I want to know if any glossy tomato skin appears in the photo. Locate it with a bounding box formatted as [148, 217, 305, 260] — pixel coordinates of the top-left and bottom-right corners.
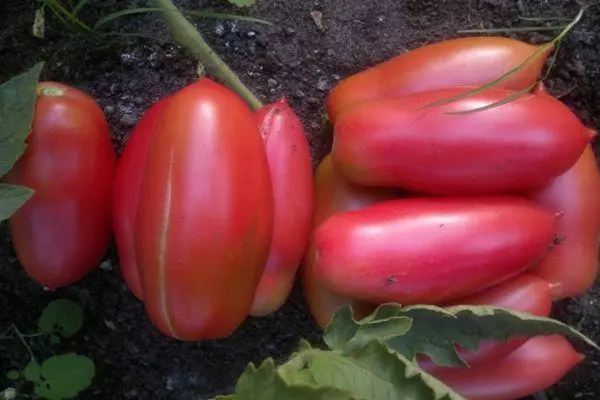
[112, 98, 169, 300]
[314, 196, 557, 305]
[332, 88, 592, 195]
[3, 82, 117, 289]
[250, 98, 314, 317]
[303, 155, 403, 328]
[419, 273, 553, 372]
[327, 37, 552, 122]
[135, 78, 273, 341]
[430, 335, 584, 400]
[527, 145, 600, 299]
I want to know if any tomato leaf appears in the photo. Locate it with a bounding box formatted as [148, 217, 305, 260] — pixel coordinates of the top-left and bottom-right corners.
[27, 354, 95, 400]
[6, 370, 20, 380]
[38, 299, 84, 338]
[0, 62, 44, 177]
[0, 183, 34, 221]
[233, 358, 353, 400]
[325, 303, 598, 368]
[306, 341, 465, 400]
[23, 360, 41, 382]
[227, 0, 257, 7]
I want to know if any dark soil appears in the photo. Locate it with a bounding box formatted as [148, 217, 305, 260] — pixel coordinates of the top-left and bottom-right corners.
[1, 0, 599, 399]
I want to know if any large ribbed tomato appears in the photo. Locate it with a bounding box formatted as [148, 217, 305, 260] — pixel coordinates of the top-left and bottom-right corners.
[3, 82, 117, 289]
[135, 78, 273, 340]
[327, 37, 552, 122]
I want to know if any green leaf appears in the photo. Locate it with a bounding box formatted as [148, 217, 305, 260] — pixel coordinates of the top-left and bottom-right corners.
[306, 341, 465, 400]
[6, 370, 20, 380]
[73, 0, 93, 16]
[30, 354, 95, 400]
[0, 183, 34, 221]
[50, 334, 61, 345]
[0, 62, 44, 176]
[33, 6, 46, 38]
[235, 358, 353, 400]
[24, 360, 41, 382]
[328, 303, 599, 368]
[228, 0, 257, 7]
[213, 396, 237, 400]
[325, 305, 412, 352]
[38, 299, 84, 338]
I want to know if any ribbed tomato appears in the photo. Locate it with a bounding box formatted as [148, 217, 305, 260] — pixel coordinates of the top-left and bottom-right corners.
[331, 88, 592, 195]
[314, 196, 557, 305]
[250, 98, 314, 317]
[135, 78, 273, 340]
[327, 36, 552, 121]
[3, 82, 117, 289]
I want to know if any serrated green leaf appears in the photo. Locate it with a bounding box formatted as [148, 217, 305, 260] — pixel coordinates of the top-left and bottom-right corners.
[235, 358, 352, 400]
[6, 370, 20, 380]
[325, 305, 412, 352]
[0, 62, 44, 176]
[38, 299, 84, 338]
[24, 360, 41, 382]
[0, 183, 34, 221]
[306, 341, 465, 400]
[328, 303, 599, 368]
[228, 0, 257, 7]
[31, 354, 95, 400]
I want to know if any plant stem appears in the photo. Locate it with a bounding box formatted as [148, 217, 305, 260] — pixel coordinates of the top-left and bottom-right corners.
[12, 326, 36, 362]
[152, 0, 263, 110]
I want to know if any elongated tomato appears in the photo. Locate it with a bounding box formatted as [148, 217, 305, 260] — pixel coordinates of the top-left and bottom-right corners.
[302, 155, 401, 328]
[430, 335, 584, 400]
[332, 88, 592, 195]
[527, 145, 600, 299]
[135, 78, 273, 340]
[327, 37, 552, 122]
[4, 82, 117, 289]
[113, 98, 169, 300]
[314, 196, 557, 305]
[420, 273, 552, 372]
[250, 98, 314, 317]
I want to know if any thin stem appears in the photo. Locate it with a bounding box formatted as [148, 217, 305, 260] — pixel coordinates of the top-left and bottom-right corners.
[12, 326, 36, 362]
[152, 0, 263, 110]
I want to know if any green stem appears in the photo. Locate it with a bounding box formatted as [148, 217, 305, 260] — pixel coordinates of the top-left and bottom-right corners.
[12, 326, 36, 362]
[152, 0, 263, 110]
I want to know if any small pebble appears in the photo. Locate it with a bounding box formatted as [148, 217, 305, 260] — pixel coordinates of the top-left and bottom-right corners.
[120, 113, 138, 127]
[215, 23, 225, 36]
[267, 78, 278, 87]
[317, 76, 330, 91]
[104, 105, 115, 114]
[294, 89, 305, 98]
[284, 27, 296, 36]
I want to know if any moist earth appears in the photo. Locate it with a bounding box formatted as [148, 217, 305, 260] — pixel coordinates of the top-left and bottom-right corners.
[1, 0, 599, 399]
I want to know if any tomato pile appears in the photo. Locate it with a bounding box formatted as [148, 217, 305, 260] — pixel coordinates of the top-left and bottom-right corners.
[3, 34, 600, 400]
[302, 36, 600, 399]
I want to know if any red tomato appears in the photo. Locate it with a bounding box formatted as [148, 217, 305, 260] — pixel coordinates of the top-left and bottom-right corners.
[112, 98, 169, 300]
[302, 155, 401, 328]
[331, 88, 592, 195]
[3, 82, 117, 289]
[314, 196, 557, 305]
[327, 37, 552, 122]
[135, 78, 273, 340]
[419, 273, 552, 372]
[430, 335, 584, 400]
[250, 98, 314, 317]
[527, 145, 600, 299]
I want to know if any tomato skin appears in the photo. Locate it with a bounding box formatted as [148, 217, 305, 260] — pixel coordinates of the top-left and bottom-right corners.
[302, 155, 401, 328]
[3, 82, 117, 289]
[135, 78, 273, 340]
[112, 98, 169, 300]
[430, 335, 584, 400]
[526, 145, 600, 299]
[419, 273, 553, 372]
[332, 88, 591, 195]
[327, 37, 552, 122]
[250, 98, 314, 317]
[314, 196, 557, 305]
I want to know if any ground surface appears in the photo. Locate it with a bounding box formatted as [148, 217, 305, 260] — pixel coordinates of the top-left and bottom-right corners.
[0, 0, 599, 399]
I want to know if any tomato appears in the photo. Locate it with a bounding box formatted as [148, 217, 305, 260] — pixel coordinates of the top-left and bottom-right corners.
[135, 78, 273, 340]
[430, 335, 584, 400]
[419, 273, 552, 372]
[3, 82, 117, 289]
[112, 98, 169, 300]
[250, 98, 314, 317]
[314, 196, 557, 305]
[527, 145, 600, 299]
[302, 155, 401, 328]
[327, 37, 552, 122]
[331, 88, 592, 195]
